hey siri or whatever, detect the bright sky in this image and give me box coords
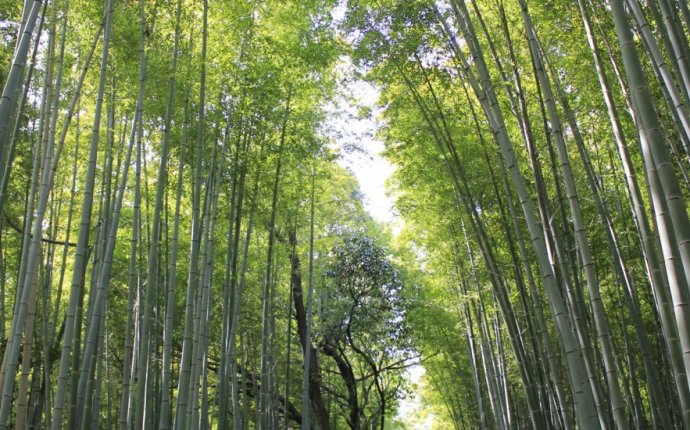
[329,75,397,224]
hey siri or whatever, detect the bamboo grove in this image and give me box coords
[342,0,690,428]
[0,0,419,428]
[3,0,690,429]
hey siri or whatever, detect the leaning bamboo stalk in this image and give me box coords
[442,2,600,426]
[0,1,45,220]
[519,2,627,425]
[159,118,186,430]
[540,13,677,423]
[0,0,48,387]
[175,2,209,424]
[260,88,291,429]
[52,0,114,426]
[193,161,219,430]
[189,146,217,429]
[132,0,162,423]
[586,17,689,410]
[118,114,141,430]
[0,4,69,427]
[625,0,690,146]
[218,117,247,429]
[0,0,43,162]
[655,0,690,105]
[156,0,184,424]
[610,1,690,406]
[75,60,136,427]
[48,12,105,421]
[230,137,266,430]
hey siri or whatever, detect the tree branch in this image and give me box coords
[4,216,77,247]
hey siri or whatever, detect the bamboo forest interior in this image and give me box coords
[6,0,690,429]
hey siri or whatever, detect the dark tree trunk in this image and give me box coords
[288,229,331,430]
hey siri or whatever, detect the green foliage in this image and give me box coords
[3,0,690,428]
[321,232,406,345]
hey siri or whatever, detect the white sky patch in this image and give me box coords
[347,151,396,224]
[397,365,436,429]
[326,60,397,225]
[331,0,347,23]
